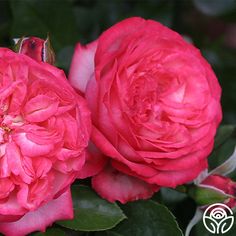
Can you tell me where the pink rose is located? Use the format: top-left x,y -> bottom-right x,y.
201,175 -> 236,208
69,17 -> 222,203
0,48 -> 91,235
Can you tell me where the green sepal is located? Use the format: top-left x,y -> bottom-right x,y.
187,184 -> 231,206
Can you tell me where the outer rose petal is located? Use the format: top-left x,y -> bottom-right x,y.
77,144 -> 108,179
95,17 -> 182,71
69,40 -> 97,93
92,165 -> 159,203
0,190 -> 73,236
147,159 -> 208,187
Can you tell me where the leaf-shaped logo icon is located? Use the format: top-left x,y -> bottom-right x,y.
203,203 -> 234,234
219,216 -> 234,234
203,216 -> 218,234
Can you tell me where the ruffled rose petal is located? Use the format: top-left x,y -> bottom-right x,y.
23,94 -> 59,122
92,126 -> 158,177
92,165 -> 159,203
6,142 -> 33,184
0,190 -> 73,236
13,132 -> 55,157
0,178 -> 14,199
69,40 -> 97,93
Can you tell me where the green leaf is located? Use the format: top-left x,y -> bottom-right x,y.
160,187 -> 187,206
95,231 -> 123,236
213,125 -> 236,149
208,125 -> 236,173
33,228 -> 65,236
57,185 -> 126,232
113,200 -> 183,236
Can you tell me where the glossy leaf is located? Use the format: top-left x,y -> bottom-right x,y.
113,200 -> 183,236
95,231 -> 123,236
33,228 -> 66,236
213,125 -> 236,149
57,185 -> 126,231
208,125 -> 236,173
160,187 -> 187,206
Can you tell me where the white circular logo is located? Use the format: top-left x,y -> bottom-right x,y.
203,203 -> 234,234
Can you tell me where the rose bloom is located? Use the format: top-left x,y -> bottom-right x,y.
201,175 -> 236,208
69,17 -> 222,203
0,48 -> 91,235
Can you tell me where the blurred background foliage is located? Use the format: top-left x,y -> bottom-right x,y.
0,0 -> 236,125
0,0 -> 236,123
0,1 -> 236,235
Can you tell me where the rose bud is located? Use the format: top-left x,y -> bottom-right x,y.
189,146 -> 236,207
198,175 -> 236,207
185,149 -> 236,236
185,176 -> 236,236
14,36 -> 55,64
0,48 -> 91,235
69,17 -> 222,203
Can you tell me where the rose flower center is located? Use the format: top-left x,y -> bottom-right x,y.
0,109 -> 24,143
125,69 -> 173,124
